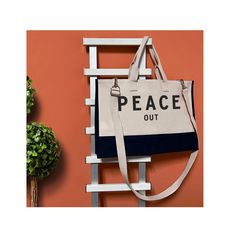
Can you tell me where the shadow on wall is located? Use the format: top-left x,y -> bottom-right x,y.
27,95 -> 41,124
38,146 -> 66,206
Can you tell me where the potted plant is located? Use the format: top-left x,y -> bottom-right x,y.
27,122 -> 60,207
26,76 -> 60,207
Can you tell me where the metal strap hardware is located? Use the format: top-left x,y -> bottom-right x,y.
110,78 -> 121,97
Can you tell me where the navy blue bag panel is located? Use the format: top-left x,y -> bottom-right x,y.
95,79 -> 199,158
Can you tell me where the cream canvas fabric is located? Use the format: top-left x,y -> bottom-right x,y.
98,79 -> 194,137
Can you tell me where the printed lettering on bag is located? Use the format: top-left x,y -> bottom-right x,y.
118,95 -> 180,121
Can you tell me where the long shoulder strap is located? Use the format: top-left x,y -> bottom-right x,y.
110,81 -> 199,201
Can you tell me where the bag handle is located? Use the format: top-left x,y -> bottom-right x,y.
128,36 -> 168,82
110,81 -> 199,201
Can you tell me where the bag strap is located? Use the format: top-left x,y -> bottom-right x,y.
110,80 -> 199,201
149,43 -> 168,82
128,36 -> 150,81
128,36 -> 168,82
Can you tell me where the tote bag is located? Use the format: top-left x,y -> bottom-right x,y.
95,36 -> 199,201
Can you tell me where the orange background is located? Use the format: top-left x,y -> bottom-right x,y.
27,30 -> 203,207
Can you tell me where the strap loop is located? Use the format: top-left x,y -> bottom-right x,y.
110,78 -> 121,97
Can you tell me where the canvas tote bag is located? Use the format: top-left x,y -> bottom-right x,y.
95,36 -> 199,201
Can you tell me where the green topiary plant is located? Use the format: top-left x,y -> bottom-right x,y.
27,76 -> 35,114
27,122 -> 60,206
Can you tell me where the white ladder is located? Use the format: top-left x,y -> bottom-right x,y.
83,38 -> 153,207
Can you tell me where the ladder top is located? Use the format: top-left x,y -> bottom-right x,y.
83,38 -> 152,46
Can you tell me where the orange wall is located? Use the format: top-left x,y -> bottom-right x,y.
27,30 -> 203,207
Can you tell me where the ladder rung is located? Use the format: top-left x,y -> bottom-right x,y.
85,98 -> 95,106
83,38 -> 152,46
86,127 -> 95,134
86,155 -> 151,163
86,183 -> 151,192
84,68 -> 151,76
